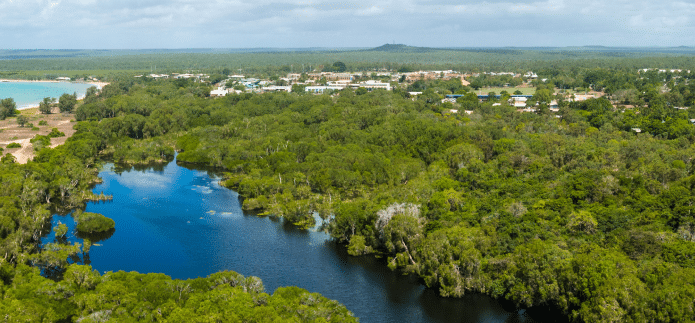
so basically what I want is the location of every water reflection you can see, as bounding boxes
[75,227,115,243]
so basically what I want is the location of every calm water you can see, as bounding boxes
[0,81,95,109]
[43,159,542,323]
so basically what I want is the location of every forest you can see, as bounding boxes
[3,46,695,80]
[2,53,695,322]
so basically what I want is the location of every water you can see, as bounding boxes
[0,81,96,109]
[43,159,541,323]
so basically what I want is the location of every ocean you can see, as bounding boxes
[0,81,96,109]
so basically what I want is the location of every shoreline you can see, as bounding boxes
[0,79,110,110]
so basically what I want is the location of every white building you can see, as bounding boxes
[349,80,392,91]
[210,88,227,97]
[262,86,292,93]
[305,86,344,94]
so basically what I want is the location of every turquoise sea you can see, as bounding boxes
[0,81,96,109]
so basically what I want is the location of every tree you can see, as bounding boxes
[53,221,68,239]
[59,92,77,113]
[0,98,17,119]
[38,97,55,114]
[332,61,347,72]
[83,87,99,104]
[16,115,28,127]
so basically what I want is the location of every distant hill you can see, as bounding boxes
[365,44,523,55]
[366,44,438,53]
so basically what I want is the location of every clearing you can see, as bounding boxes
[0,107,77,163]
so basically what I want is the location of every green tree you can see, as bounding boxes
[53,222,68,239]
[0,97,17,119]
[59,92,77,113]
[16,115,29,127]
[39,97,56,114]
[332,61,347,72]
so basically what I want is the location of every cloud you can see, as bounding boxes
[0,0,694,48]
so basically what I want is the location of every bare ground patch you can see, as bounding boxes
[0,107,77,163]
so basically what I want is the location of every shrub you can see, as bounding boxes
[75,212,115,234]
[6,143,21,149]
[47,128,65,138]
[30,135,51,151]
[38,120,48,126]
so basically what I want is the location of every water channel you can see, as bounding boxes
[42,158,543,323]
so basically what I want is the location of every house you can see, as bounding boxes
[210,88,227,97]
[524,72,538,79]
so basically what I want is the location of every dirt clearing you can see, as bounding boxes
[0,107,77,163]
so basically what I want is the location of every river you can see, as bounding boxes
[42,158,543,323]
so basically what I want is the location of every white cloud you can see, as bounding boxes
[0,0,694,48]
[356,5,384,16]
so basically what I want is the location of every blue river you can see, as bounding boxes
[42,159,544,323]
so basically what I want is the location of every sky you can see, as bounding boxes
[1,0,694,49]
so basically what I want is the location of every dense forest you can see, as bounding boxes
[2,56,695,321]
[3,46,695,80]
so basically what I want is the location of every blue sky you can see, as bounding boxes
[1,0,694,49]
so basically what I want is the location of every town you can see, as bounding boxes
[136,67,694,126]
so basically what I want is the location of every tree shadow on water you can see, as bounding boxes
[75,228,115,243]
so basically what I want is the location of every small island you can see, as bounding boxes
[74,211,115,234]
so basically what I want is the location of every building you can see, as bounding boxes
[349,80,392,91]
[210,88,227,97]
[56,77,71,81]
[305,86,344,94]
[262,86,292,93]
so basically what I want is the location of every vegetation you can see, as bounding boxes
[47,128,65,138]
[0,264,356,322]
[39,97,56,114]
[59,93,78,113]
[0,98,17,120]
[74,211,115,234]
[6,142,21,149]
